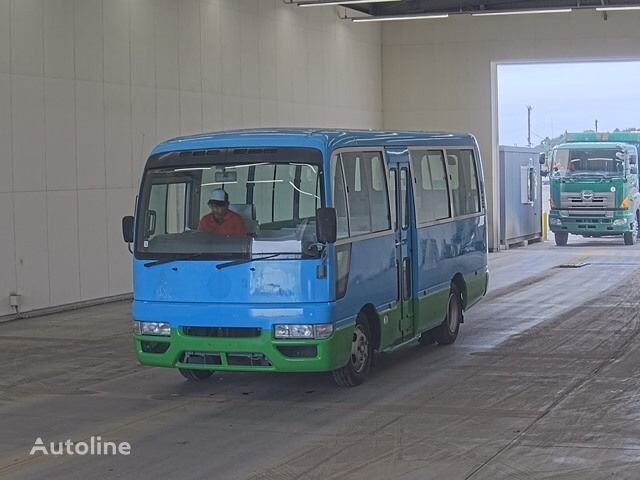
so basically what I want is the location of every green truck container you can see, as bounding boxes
[542,132,640,246]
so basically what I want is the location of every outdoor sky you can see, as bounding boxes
[498,61,640,147]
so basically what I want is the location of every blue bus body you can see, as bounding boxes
[127,129,488,385]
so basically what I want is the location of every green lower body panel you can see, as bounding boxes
[415,289,449,333]
[135,325,354,373]
[378,304,403,350]
[466,270,489,308]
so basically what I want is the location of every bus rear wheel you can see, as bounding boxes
[179,368,214,381]
[332,315,372,387]
[433,285,463,345]
[555,232,568,246]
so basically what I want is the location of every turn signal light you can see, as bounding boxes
[620,197,631,210]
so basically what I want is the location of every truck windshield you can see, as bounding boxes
[135,150,323,261]
[552,148,625,178]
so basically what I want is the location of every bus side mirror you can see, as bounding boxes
[316,208,337,244]
[122,216,134,243]
[539,153,546,165]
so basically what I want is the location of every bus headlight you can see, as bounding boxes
[549,218,562,226]
[274,324,334,339]
[613,218,628,226]
[133,321,171,336]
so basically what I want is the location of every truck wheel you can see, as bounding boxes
[433,285,463,345]
[555,232,568,246]
[624,231,636,246]
[332,315,372,387]
[179,368,214,381]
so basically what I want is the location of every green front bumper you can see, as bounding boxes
[134,326,354,373]
[549,210,635,234]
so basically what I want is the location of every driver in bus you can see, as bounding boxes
[198,189,247,237]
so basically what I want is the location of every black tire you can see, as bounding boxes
[628,212,640,245]
[418,329,435,346]
[332,315,372,387]
[179,368,214,381]
[624,231,636,246]
[433,285,463,345]
[555,232,568,246]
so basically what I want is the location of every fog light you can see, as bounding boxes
[133,321,171,336]
[274,324,333,339]
[613,218,628,226]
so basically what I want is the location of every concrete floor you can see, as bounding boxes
[1,235,640,479]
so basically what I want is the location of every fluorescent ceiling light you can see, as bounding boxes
[298,0,400,7]
[472,8,572,16]
[352,13,449,22]
[596,6,640,11]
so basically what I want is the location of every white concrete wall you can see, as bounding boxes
[382,9,640,249]
[0,0,382,316]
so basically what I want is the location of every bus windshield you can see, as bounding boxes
[552,148,625,178]
[135,151,323,260]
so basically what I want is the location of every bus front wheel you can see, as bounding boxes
[332,315,372,387]
[433,285,463,345]
[179,368,214,381]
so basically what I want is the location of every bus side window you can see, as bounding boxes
[341,151,390,236]
[331,155,350,239]
[388,169,397,231]
[447,149,480,216]
[409,149,451,223]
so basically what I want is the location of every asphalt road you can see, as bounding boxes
[1,235,640,479]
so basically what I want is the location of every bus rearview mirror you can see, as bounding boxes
[122,216,134,243]
[316,208,337,244]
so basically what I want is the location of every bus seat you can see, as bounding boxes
[229,203,259,235]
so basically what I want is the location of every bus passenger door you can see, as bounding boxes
[388,155,415,341]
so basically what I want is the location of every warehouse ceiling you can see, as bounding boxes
[295,0,640,17]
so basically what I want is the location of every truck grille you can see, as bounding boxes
[560,191,615,209]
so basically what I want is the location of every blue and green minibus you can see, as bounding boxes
[122,129,488,386]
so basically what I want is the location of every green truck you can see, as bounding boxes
[542,132,640,246]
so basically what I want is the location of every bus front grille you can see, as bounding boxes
[226,353,272,367]
[179,351,272,367]
[181,351,222,365]
[181,326,262,338]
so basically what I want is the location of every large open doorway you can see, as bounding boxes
[494,60,640,249]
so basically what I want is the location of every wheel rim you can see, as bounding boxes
[447,293,461,334]
[350,325,369,374]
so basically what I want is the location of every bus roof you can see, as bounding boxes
[151,128,477,155]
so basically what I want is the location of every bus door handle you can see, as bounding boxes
[395,239,407,247]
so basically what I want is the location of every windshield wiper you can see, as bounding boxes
[216,252,300,270]
[144,253,206,268]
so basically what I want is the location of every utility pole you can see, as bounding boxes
[527,105,533,147]
[595,119,598,132]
